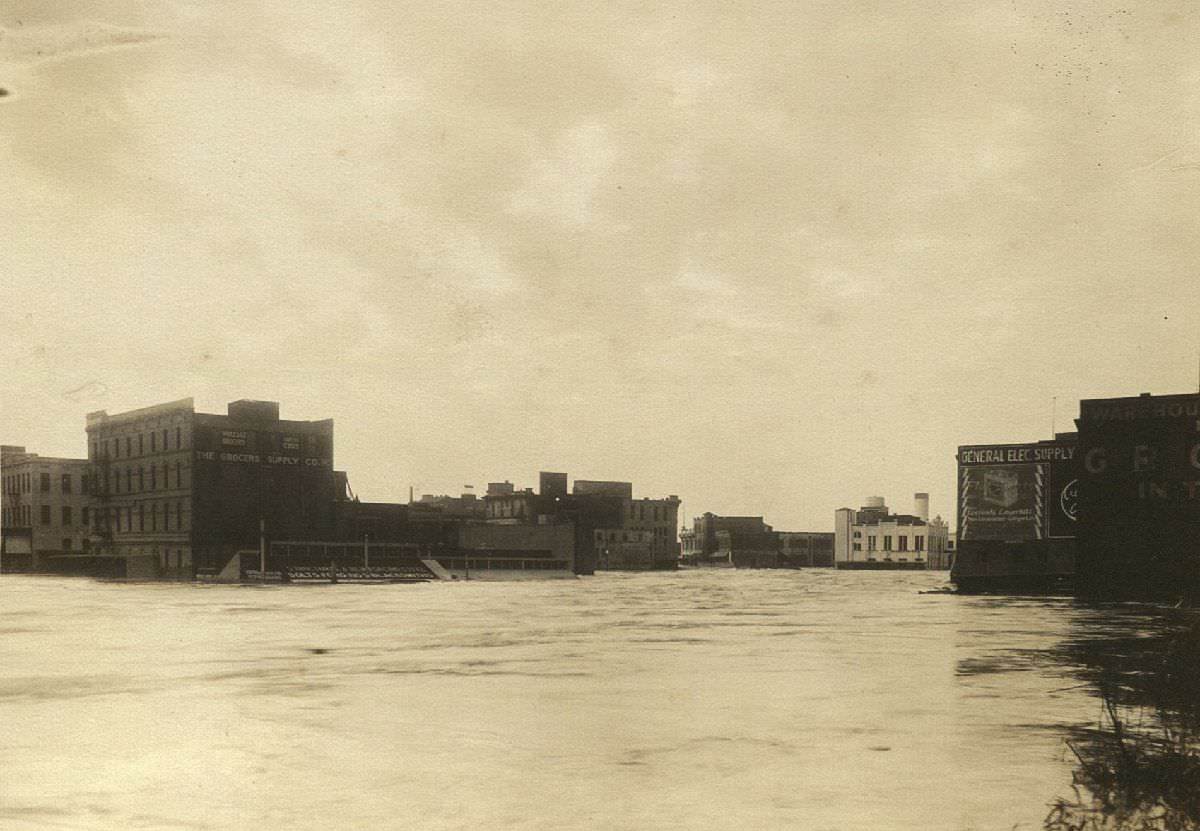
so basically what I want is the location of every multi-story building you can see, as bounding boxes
[0,445,92,570]
[1075,391,1200,598]
[834,494,949,569]
[85,398,338,577]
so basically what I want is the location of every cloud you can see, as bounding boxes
[0,21,164,66]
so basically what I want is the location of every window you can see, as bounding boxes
[110,439,117,459]
[150,432,156,452]
[883,536,893,551]
[61,473,72,494]
[915,536,925,551]
[125,437,131,456]
[139,467,145,491]
[176,427,182,449]
[164,502,171,530]
[139,434,144,455]
[899,536,908,552]
[62,506,72,526]
[151,503,158,531]
[139,504,145,532]
[868,537,877,551]
[176,501,183,530]
[853,543,862,551]
[40,472,51,492]
[150,466,156,490]
[162,429,168,449]
[40,505,51,525]
[853,531,861,538]
[62,538,72,552]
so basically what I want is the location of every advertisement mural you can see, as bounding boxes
[957,441,1078,542]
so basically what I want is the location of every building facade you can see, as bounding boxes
[778,532,835,567]
[1075,392,1200,598]
[834,495,949,569]
[85,398,338,577]
[949,436,1078,592]
[0,445,92,570]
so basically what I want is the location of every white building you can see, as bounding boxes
[834,493,949,569]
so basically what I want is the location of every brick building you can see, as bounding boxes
[0,445,91,570]
[85,398,338,577]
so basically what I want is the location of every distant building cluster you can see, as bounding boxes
[0,397,680,580]
[680,514,834,568]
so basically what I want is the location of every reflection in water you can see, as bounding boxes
[1046,611,1200,831]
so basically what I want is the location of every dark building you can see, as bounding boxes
[1075,392,1200,599]
[778,532,835,568]
[85,398,338,577]
[681,513,834,568]
[950,435,1078,593]
[482,473,679,573]
[539,472,568,499]
[689,514,774,560]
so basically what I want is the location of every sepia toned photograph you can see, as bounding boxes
[2,2,1199,829]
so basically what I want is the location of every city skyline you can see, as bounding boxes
[4,3,1200,532]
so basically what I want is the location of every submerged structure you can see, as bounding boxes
[1074,391,1200,599]
[950,435,1078,593]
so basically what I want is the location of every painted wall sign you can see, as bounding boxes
[195,450,331,468]
[957,440,1078,542]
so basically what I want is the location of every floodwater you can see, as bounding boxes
[0,570,1194,831]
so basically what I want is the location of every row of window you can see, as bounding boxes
[1,504,89,527]
[595,530,652,543]
[2,471,85,495]
[92,426,185,461]
[858,535,926,552]
[98,502,189,534]
[100,462,187,495]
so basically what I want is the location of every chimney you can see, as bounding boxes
[914,492,929,522]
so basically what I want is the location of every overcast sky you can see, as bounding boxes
[2,1,1198,531]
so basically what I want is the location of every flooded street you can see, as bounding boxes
[0,570,1192,830]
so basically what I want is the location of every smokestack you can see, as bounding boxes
[914,492,929,521]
